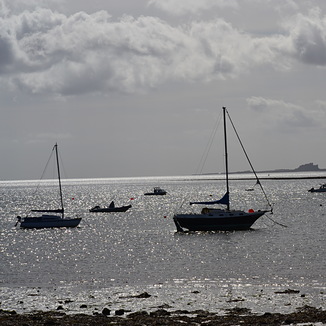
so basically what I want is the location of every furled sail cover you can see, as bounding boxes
[190,192,229,206]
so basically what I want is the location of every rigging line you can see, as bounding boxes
[266,215,288,228]
[225,109,273,211]
[57,147,68,180]
[195,111,223,175]
[175,196,187,212]
[56,145,73,205]
[32,146,56,196]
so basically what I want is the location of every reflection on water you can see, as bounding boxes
[0,174,325,314]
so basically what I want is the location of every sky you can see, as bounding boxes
[1,0,326,180]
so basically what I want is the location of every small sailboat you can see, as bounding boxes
[16,144,81,229]
[173,107,273,232]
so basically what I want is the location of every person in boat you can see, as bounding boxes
[109,201,115,208]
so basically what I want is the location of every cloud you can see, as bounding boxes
[148,0,239,16]
[247,96,325,131]
[147,0,301,17]
[1,1,326,97]
[0,6,270,95]
[284,8,326,65]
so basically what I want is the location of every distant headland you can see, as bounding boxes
[226,162,326,180]
[200,163,326,179]
[249,162,326,174]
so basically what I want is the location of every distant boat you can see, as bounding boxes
[173,107,273,232]
[308,184,326,193]
[16,144,81,229]
[144,187,167,196]
[89,201,132,213]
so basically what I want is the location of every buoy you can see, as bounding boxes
[248,209,254,213]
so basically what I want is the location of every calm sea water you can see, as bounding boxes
[0,173,325,315]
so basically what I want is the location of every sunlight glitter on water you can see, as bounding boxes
[0,175,325,315]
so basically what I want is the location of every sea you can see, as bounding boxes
[0,172,325,316]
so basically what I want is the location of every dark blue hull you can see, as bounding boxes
[19,215,81,229]
[173,210,266,232]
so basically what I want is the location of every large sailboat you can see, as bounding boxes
[173,107,273,232]
[16,144,82,229]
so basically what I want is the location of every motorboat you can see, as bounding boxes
[144,187,167,196]
[308,184,326,193]
[89,201,132,212]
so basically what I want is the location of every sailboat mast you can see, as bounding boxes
[54,143,64,217]
[222,107,230,210]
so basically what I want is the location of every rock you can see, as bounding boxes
[157,304,172,309]
[127,311,149,318]
[173,310,191,314]
[226,298,245,303]
[115,309,125,316]
[193,310,210,317]
[150,309,171,317]
[101,308,110,316]
[275,289,300,294]
[135,292,151,298]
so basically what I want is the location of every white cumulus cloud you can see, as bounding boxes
[0,1,326,97]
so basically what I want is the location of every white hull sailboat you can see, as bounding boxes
[16,144,81,229]
[173,107,273,232]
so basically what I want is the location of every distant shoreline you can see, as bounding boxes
[197,162,326,181]
[217,174,326,181]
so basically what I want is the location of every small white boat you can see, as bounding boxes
[144,187,167,196]
[16,144,81,229]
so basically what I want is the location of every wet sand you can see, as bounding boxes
[1,305,325,325]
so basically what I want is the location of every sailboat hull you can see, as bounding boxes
[173,210,266,232]
[19,215,81,229]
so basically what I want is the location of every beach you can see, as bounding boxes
[1,305,326,325]
[1,176,325,325]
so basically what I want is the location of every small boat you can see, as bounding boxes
[308,184,326,193]
[89,201,132,212]
[16,144,81,229]
[173,107,273,232]
[144,187,167,196]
